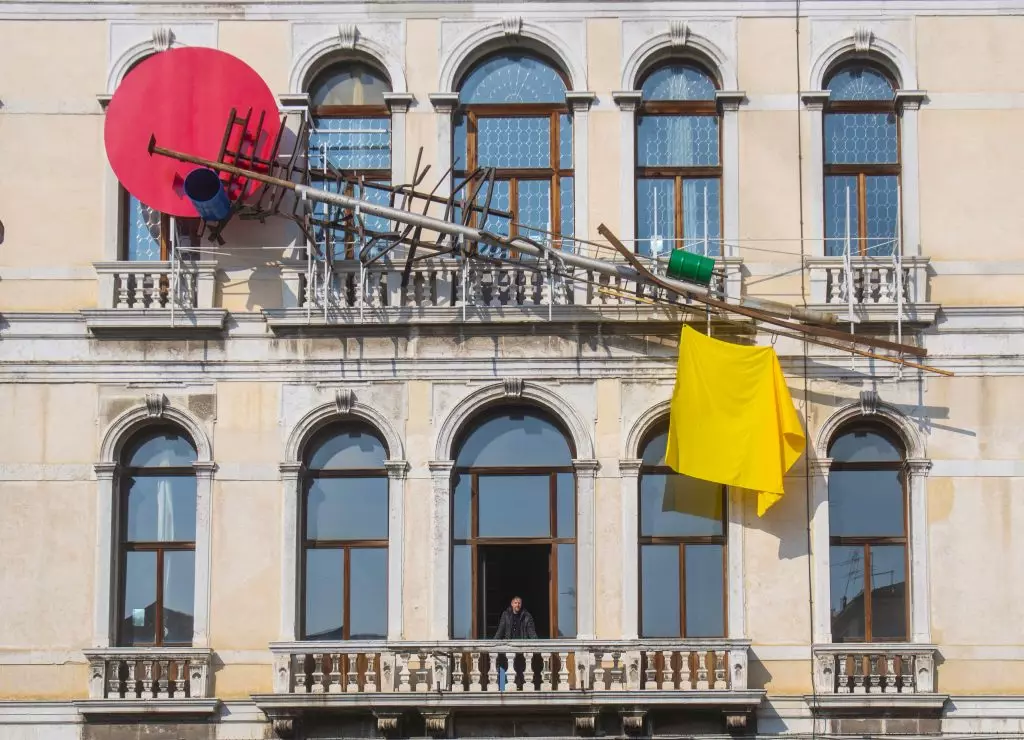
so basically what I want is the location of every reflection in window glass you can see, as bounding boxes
[829,428,902,462]
[126,477,197,542]
[641,545,680,638]
[452,545,472,640]
[455,409,572,467]
[163,551,195,644]
[830,544,866,641]
[828,469,904,537]
[870,545,907,641]
[453,474,471,540]
[306,477,389,541]
[307,426,387,469]
[127,431,197,467]
[123,551,157,645]
[557,544,577,637]
[309,62,392,107]
[556,473,575,538]
[349,548,388,639]
[478,476,551,538]
[305,549,344,640]
[684,545,724,637]
[640,473,723,537]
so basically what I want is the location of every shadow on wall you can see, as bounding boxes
[746,657,774,692]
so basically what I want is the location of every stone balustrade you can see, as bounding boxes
[93,260,218,311]
[83,648,213,700]
[270,639,750,695]
[812,644,937,696]
[806,256,933,322]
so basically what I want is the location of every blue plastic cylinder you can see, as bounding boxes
[183,168,231,222]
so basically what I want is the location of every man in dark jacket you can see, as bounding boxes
[493,596,538,639]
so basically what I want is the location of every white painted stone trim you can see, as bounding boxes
[808,459,833,644]
[727,487,746,638]
[613,92,642,246]
[618,459,642,640]
[574,459,599,639]
[907,458,933,643]
[428,460,454,640]
[279,462,301,642]
[621,22,738,91]
[896,90,926,258]
[807,29,917,91]
[384,92,414,186]
[288,23,409,95]
[384,460,409,641]
[429,93,459,198]
[567,92,595,242]
[801,91,829,259]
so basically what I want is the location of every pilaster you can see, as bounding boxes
[618,459,642,639]
[384,460,410,641]
[428,460,455,639]
[573,458,599,639]
[279,462,303,642]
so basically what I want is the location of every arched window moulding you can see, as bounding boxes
[809,400,932,644]
[432,19,593,237]
[804,30,926,259]
[289,23,412,188]
[429,381,598,640]
[618,400,745,640]
[93,399,215,648]
[615,21,744,266]
[279,396,408,642]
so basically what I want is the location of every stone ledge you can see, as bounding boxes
[806,302,940,326]
[81,308,229,333]
[804,693,949,712]
[74,698,220,717]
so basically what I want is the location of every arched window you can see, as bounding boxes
[307,60,393,259]
[453,52,574,251]
[451,406,576,639]
[301,422,389,640]
[635,62,721,259]
[117,426,198,646]
[823,63,900,257]
[828,423,908,642]
[637,423,727,638]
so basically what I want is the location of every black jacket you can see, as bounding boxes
[493,607,538,639]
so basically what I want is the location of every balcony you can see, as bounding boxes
[82,260,227,332]
[75,648,218,717]
[254,639,761,736]
[810,644,946,711]
[264,258,744,330]
[807,256,937,325]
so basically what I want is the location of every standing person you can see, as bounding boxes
[493,596,537,691]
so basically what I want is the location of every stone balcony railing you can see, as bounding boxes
[82,260,227,331]
[76,648,218,717]
[806,255,937,324]
[266,257,744,329]
[811,644,946,710]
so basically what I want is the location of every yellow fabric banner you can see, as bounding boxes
[664,325,806,516]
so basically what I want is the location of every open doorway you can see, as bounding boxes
[478,544,551,638]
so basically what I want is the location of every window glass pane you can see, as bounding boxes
[640,429,668,465]
[824,175,860,257]
[122,551,157,645]
[557,544,577,638]
[309,117,391,171]
[684,544,725,637]
[304,548,344,640]
[636,180,676,259]
[309,63,391,107]
[126,476,197,543]
[870,545,907,641]
[453,473,471,541]
[641,64,717,101]
[476,117,551,169]
[126,195,162,261]
[454,113,468,169]
[478,475,550,538]
[641,545,680,638]
[452,545,472,639]
[640,473,724,537]
[559,176,574,243]
[306,477,389,541]
[126,431,197,467]
[307,426,387,469]
[460,53,566,104]
[827,66,895,102]
[517,180,552,242]
[351,181,394,260]
[865,175,899,257]
[349,548,388,639]
[162,550,195,644]
[830,545,866,641]
[829,469,904,537]
[829,429,902,462]
[637,115,719,167]
[559,114,573,168]
[681,178,721,256]
[824,112,898,165]
[456,410,572,467]
[556,473,575,538]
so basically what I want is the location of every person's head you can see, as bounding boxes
[510,596,523,613]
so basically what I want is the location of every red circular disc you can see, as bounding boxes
[104,47,281,218]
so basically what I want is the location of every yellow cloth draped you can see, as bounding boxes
[664,326,806,516]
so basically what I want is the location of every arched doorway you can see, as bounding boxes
[450,406,576,639]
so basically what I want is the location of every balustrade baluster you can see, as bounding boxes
[643,651,657,689]
[486,652,499,693]
[522,652,536,692]
[661,650,675,690]
[126,660,139,698]
[869,655,882,693]
[900,655,914,693]
[592,651,605,690]
[540,653,553,691]
[328,654,341,694]
[852,655,866,694]
[174,661,186,698]
[696,651,710,690]
[347,654,360,693]
[107,659,123,699]
[451,652,465,692]
[714,651,727,689]
[837,654,849,693]
[469,651,482,692]
[157,660,170,698]
[364,653,378,692]
[398,654,411,692]
[609,652,623,690]
[557,652,570,691]
[116,274,131,309]
[311,653,325,694]
[828,267,843,303]
[294,654,308,693]
[504,651,516,691]
[680,651,693,690]
[884,655,897,694]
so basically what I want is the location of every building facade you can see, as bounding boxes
[0,1,1022,738]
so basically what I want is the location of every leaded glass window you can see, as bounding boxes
[307,61,393,260]
[635,62,721,258]
[823,64,900,257]
[828,424,908,642]
[454,52,573,255]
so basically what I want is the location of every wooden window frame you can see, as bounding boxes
[634,64,723,253]
[115,433,197,648]
[828,425,911,643]
[636,453,728,639]
[822,64,902,257]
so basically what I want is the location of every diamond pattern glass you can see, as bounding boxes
[638,115,719,167]
[476,117,551,168]
[825,112,897,165]
[460,52,567,104]
[309,117,391,171]
[127,194,161,261]
[517,180,552,241]
[827,66,895,102]
[642,64,717,101]
[559,114,572,168]
[637,178,675,258]
[824,175,860,256]
[682,178,721,256]
[559,176,574,244]
[865,175,899,256]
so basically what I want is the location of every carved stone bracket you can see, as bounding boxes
[421,710,450,738]
[502,377,524,398]
[724,712,750,731]
[145,393,167,418]
[338,23,358,49]
[620,709,647,736]
[669,20,690,47]
[271,717,296,739]
[375,711,404,737]
[152,27,175,52]
[574,711,599,736]
[334,388,355,414]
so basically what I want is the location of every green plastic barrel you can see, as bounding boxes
[666,249,715,286]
